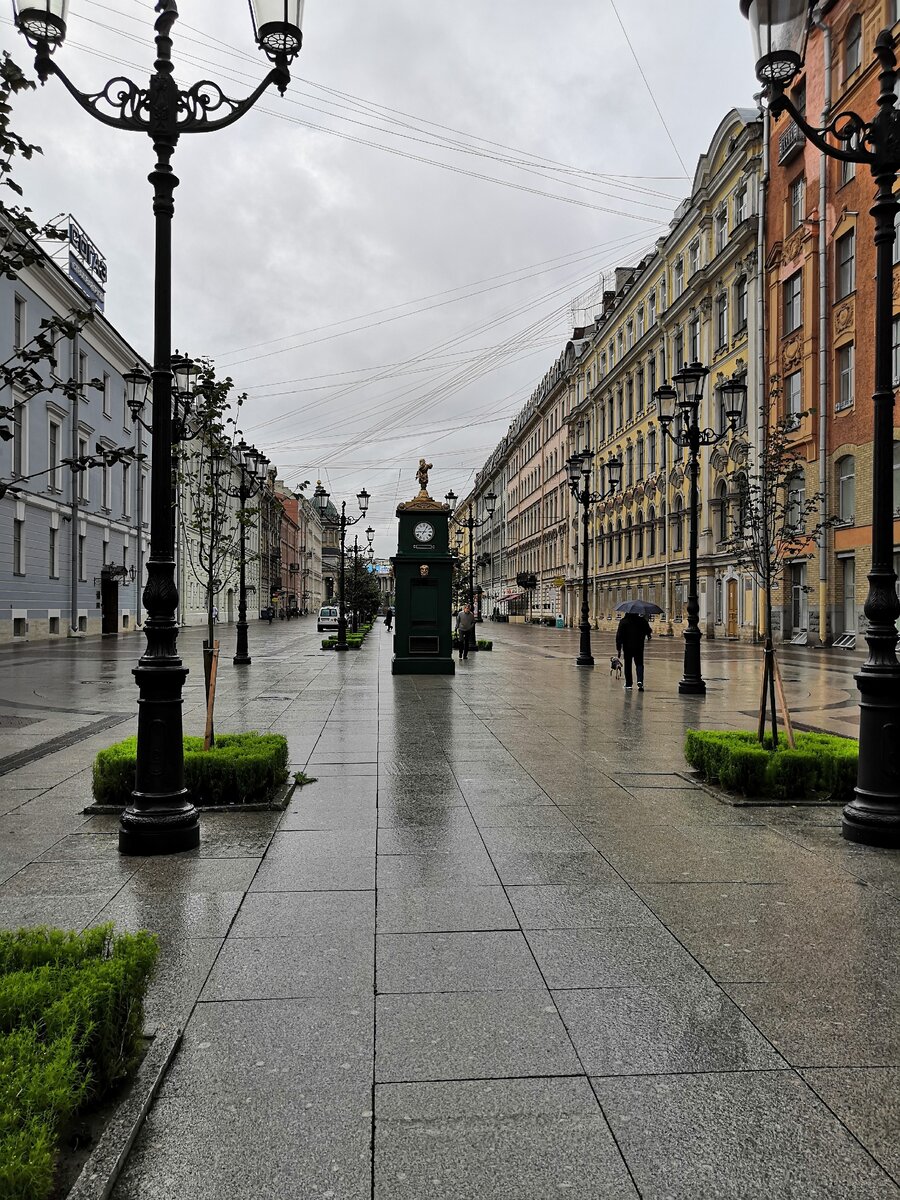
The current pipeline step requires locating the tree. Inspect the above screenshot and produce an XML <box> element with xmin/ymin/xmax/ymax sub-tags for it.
<box><xmin>723</xmin><ymin>388</ymin><xmax>832</xmax><ymax>746</ymax></box>
<box><xmin>176</xmin><ymin>358</ymin><xmax>251</xmax><ymax>741</ymax></box>
<box><xmin>346</xmin><ymin>556</ymin><xmax>381</xmax><ymax>625</ymax></box>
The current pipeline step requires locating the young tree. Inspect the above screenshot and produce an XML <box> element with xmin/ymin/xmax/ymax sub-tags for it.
<box><xmin>723</xmin><ymin>387</ymin><xmax>832</xmax><ymax>746</ymax></box>
<box><xmin>176</xmin><ymin>358</ymin><xmax>251</xmax><ymax>741</ymax></box>
<box><xmin>346</xmin><ymin>555</ymin><xmax>382</xmax><ymax>626</ymax></box>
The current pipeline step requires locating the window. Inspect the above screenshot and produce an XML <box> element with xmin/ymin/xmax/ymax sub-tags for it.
<box><xmin>626</xmin><ymin>379</ymin><xmax>634</xmax><ymax>422</ymax></box>
<box><xmin>617</xmin><ymin>331</ymin><xmax>624</xmax><ymax>359</ymax></box>
<box><xmin>894</xmin><ymin>442</ymin><xmax>900</xmax><ymax>513</ymax></box>
<box><xmin>787</xmin><ymin>471</ymin><xmax>806</xmax><ymax>533</ymax></box>
<box><xmin>673</xmin><ymin>496</ymin><xmax>684</xmax><ymax>553</ymax></box>
<box><xmin>648</xmin><ymin>506</ymin><xmax>657</xmax><ymax>556</ymax></box>
<box><xmin>635</xmin><ymin>512</ymin><xmax>644</xmax><ymax>559</ymax></box>
<box><xmin>715</xmin><ymin>209</ymin><xmax>728</xmax><ymax>254</ymax></box>
<box><xmin>840</xmin><ymin>157</ymin><xmax>856</xmax><ymax>187</ymax></box>
<box><xmin>894</xmin><ymin>206</ymin><xmax>900</xmax><ymax>264</ymax></box>
<box><xmin>616</xmin><ymin>388</ymin><xmax>624</xmax><ymax>429</ymax></box>
<box><xmin>785</xmin><ymin>370</ymin><xmax>802</xmax><ymax>424</ymax></box>
<box><xmin>101</xmin><ymin>459</ymin><xmax>111</xmax><ymax>511</ymax></box>
<box><xmin>837</xmin><ymin>230</ymin><xmax>856</xmax><ymax>297</ymax></box>
<box><xmin>616</xmin><ymin>521</ymin><xmax>623</xmax><ymax>563</ymax></box>
<box><xmin>78</xmin><ymin>534</ymin><xmax>86</xmax><ymax>581</ymax></box>
<box><xmin>78</xmin><ymin>351</ymin><xmax>88</xmax><ymax>386</ymax></box>
<box><xmin>845</xmin><ymin>15</ymin><xmax>862</xmax><ymax>78</ymax></box>
<box><xmin>894</xmin><ymin>317</ymin><xmax>900</xmax><ymax>386</ymax></box>
<box><xmin>660</xmin><ymin>276</ymin><xmax>667</xmax><ymax>310</ymax></box>
<box><xmin>689</xmin><ymin>318</ymin><xmax>700</xmax><ymax>362</ymax></box>
<box><xmin>637</xmin><ymin>307</ymin><xmax>645</xmax><ymax>339</ymax></box>
<box><xmin>102</xmin><ymin>372</ymin><xmax>111</xmax><ymax>416</ymax></box>
<box><xmin>689</xmin><ymin>240</ymin><xmax>700</xmax><ymax>273</ymax></box>
<box><xmin>626</xmin><ymin>320</ymin><xmax>634</xmax><ymax>350</ymax></box>
<box><xmin>49</xmin><ymin>526</ymin><xmax>59</xmax><ymax>578</ymax></box>
<box><xmin>648</xmin><ymin>293</ymin><xmax>657</xmax><ymax>326</ymax></box>
<box><xmin>637</xmin><ymin>369</ymin><xmax>645</xmax><ymax>413</ymax></box>
<box><xmin>660</xmin><ymin>502</ymin><xmax>667</xmax><ymax>552</ymax></box>
<box><xmin>48</xmin><ymin>418</ymin><xmax>62</xmax><ymax>492</ymax></box>
<box><xmin>13</xmin><ymin>294</ymin><xmax>25</xmax><ymax>349</ymax></box>
<box><xmin>122</xmin><ymin>462</ymin><xmax>131</xmax><ymax>518</ymax></box>
<box><xmin>625</xmin><ymin>515</ymin><xmax>633</xmax><ymax>561</ymax></box>
<box><xmin>735</xmin><ymin>185</ymin><xmax>748</xmax><ymax>225</ymax></box>
<box><xmin>674</xmin><ymin>257</ymin><xmax>684</xmax><ymax>298</ymax></box>
<box><xmin>735</xmin><ymin>276</ymin><xmax>748</xmax><ymax>332</ymax></box>
<box><xmin>716</xmin><ymin>481</ymin><xmax>729</xmax><ymax>542</ymax></box>
<box><xmin>13</xmin><ymin>518</ymin><xmax>24</xmax><ymax>576</ymax></box>
<box><xmin>674</xmin><ymin>326</ymin><xmax>684</xmax><ymax>369</ymax></box>
<box><xmin>842</xmin><ymin>557</ymin><xmax>857</xmax><ymax>633</ymax></box>
<box><xmin>600</xmin><ymin>352</ymin><xmax>607</xmax><ymax>378</ymax></box>
<box><xmin>11</xmin><ymin>402</ymin><xmax>25</xmax><ymax>478</ymax></box>
<box><xmin>783</xmin><ymin>271</ymin><xmax>802</xmax><ymax>333</ymax></box>
<box><xmin>838</xmin><ymin>455</ymin><xmax>856</xmax><ymax>523</ymax></box>
<box><xmin>626</xmin><ymin>445</ymin><xmax>634</xmax><ymax>487</ymax></box>
<box><xmin>789</xmin><ymin>177</ymin><xmax>805</xmax><ymax>231</ymax></box>
<box><xmin>637</xmin><ymin>435</ymin><xmax>645</xmax><ymax>479</ymax></box>
<box><xmin>716</xmin><ymin>293</ymin><xmax>728</xmax><ymax>349</ymax></box>
<box><xmin>837</xmin><ymin>342</ymin><xmax>855</xmax><ymax>409</ymax></box>
<box><xmin>648</xmin><ymin>429</ymin><xmax>657</xmax><ymax>474</ymax></box>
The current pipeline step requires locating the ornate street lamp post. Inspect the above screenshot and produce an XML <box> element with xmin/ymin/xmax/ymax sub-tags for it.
<box><xmin>231</xmin><ymin>442</ymin><xmax>266</xmax><ymax>665</ymax></box>
<box><xmin>12</xmin><ymin>0</ymin><xmax>305</xmax><ymax>855</ymax></box>
<box><xmin>313</xmin><ymin>483</ymin><xmax>369</xmax><ymax>651</ymax></box>
<box><xmin>742</xmin><ymin>1</ymin><xmax>900</xmax><ymax>845</ymax></box>
<box><xmin>566</xmin><ymin>450</ymin><xmax>622</xmax><ymax>667</ymax></box>
<box><xmin>655</xmin><ymin>363</ymin><xmax>746</xmax><ymax>694</ymax></box>
<box><xmin>445</xmin><ymin>490</ymin><xmax>496</xmax><ymax>617</ymax></box>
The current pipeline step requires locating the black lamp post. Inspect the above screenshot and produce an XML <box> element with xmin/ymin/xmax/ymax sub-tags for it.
<box><xmin>445</xmin><ymin>490</ymin><xmax>496</xmax><ymax>615</ymax></box>
<box><xmin>231</xmin><ymin>442</ymin><xmax>266</xmax><ymax>665</ymax></box>
<box><xmin>13</xmin><ymin>1</ymin><xmax>305</xmax><ymax>855</ymax></box>
<box><xmin>655</xmin><ymin>363</ymin><xmax>745</xmax><ymax>694</ymax></box>
<box><xmin>566</xmin><ymin>450</ymin><xmax>622</xmax><ymax>667</ymax></box>
<box><xmin>313</xmin><ymin>483</ymin><xmax>369</xmax><ymax>651</ymax></box>
<box><xmin>742</xmin><ymin>1</ymin><xmax>900</xmax><ymax>845</ymax></box>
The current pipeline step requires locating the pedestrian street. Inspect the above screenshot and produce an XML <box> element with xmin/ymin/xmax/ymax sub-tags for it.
<box><xmin>0</xmin><ymin>619</ymin><xmax>898</xmax><ymax>1197</ymax></box>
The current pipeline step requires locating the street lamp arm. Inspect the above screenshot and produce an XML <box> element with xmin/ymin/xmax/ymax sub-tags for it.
<box><xmin>769</xmin><ymin>90</ymin><xmax>874</xmax><ymax>166</ymax></box>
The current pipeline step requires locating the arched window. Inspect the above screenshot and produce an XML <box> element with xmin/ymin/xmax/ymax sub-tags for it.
<box><xmin>716</xmin><ymin>480</ymin><xmax>729</xmax><ymax>543</ymax></box>
<box><xmin>607</xmin><ymin>523</ymin><xmax>614</xmax><ymax>567</ymax></box>
<box><xmin>635</xmin><ymin>509</ymin><xmax>644</xmax><ymax>559</ymax></box>
<box><xmin>837</xmin><ymin>455</ymin><xmax>856</xmax><ymax>523</ymax></box>
<box><xmin>673</xmin><ymin>495</ymin><xmax>684</xmax><ymax>553</ymax></box>
<box><xmin>625</xmin><ymin>515</ymin><xmax>633</xmax><ymax>561</ymax></box>
<box><xmin>786</xmin><ymin>470</ymin><xmax>806</xmax><ymax>534</ymax></box>
<box><xmin>845</xmin><ymin>14</ymin><xmax>862</xmax><ymax>77</ymax></box>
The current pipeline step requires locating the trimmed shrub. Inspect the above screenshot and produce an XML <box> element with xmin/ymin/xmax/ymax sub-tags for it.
<box><xmin>92</xmin><ymin>732</ymin><xmax>289</xmax><ymax>807</ymax></box>
<box><xmin>476</xmin><ymin>639</ymin><xmax>493</xmax><ymax>650</ymax></box>
<box><xmin>0</xmin><ymin>925</ymin><xmax>157</xmax><ymax>1200</ymax></box>
<box><xmin>684</xmin><ymin>728</ymin><xmax>858</xmax><ymax>801</ymax></box>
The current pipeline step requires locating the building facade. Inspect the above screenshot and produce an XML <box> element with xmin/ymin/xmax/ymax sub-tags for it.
<box><xmin>0</xmin><ymin>242</ymin><xmax>151</xmax><ymax>642</ymax></box>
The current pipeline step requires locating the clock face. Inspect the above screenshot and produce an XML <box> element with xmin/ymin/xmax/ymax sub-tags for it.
<box><xmin>413</xmin><ymin>521</ymin><xmax>435</xmax><ymax>543</ymax></box>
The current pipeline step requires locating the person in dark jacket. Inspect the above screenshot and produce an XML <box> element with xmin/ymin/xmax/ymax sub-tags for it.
<box><xmin>455</xmin><ymin>604</ymin><xmax>477</xmax><ymax>660</ymax></box>
<box><xmin>615</xmin><ymin>612</ymin><xmax>652</xmax><ymax>691</ymax></box>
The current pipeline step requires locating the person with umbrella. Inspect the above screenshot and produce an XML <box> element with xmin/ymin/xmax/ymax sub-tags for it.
<box><xmin>615</xmin><ymin>600</ymin><xmax>661</xmax><ymax>691</ymax></box>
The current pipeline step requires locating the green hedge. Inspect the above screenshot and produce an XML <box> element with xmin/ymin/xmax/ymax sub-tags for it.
<box><xmin>92</xmin><ymin>732</ymin><xmax>289</xmax><ymax>807</ymax></box>
<box><xmin>321</xmin><ymin>624</ymin><xmax>372</xmax><ymax>651</ymax></box>
<box><xmin>684</xmin><ymin>729</ymin><xmax>858</xmax><ymax>800</ymax></box>
<box><xmin>0</xmin><ymin>925</ymin><xmax>157</xmax><ymax>1200</ymax></box>
<box><xmin>476</xmin><ymin>639</ymin><xmax>493</xmax><ymax>651</ymax></box>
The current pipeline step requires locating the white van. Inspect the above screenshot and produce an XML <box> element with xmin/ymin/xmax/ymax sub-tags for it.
<box><xmin>317</xmin><ymin>605</ymin><xmax>340</xmax><ymax>632</ymax></box>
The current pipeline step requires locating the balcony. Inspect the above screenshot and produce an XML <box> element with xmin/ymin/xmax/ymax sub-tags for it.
<box><xmin>778</xmin><ymin>121</ymin><xmax>806</xmax><ymax>165</ymax></box>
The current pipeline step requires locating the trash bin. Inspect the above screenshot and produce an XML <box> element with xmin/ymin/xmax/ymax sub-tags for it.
<box><xmin>556</xmin><ymin>615</ymin><xmax>564</xmax><ymax>629</ymax></box>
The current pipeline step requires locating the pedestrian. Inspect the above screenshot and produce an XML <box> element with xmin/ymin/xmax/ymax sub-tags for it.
<box><xmin>455</xmin><ymin>603</ymin><xmax>476</xmax><ymax>660</ymax></box>
<box><xmin>384</xmin><ymin>606</ymin><xmax>393</xmax><ymax>631</ymax></box>
<box><xmin>212</xmin><ymin>605</ymin><xmax>218</xmax><ymax>623</ymax></box>
<box><xmin>615</xmin><ymin>611</ymin><xmax>652</xmax><ymax>691</ymax></box>
<box><xmin>267</xmin><ymin>606</ymin><xmax>274</xmax><ymax>625</ymax></box>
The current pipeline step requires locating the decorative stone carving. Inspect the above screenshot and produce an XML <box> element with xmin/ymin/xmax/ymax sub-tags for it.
<box><xmin>782</xmin><ymin>335</ymin><xmax>802</xmax><ymax>371</ymax></box>
<box><xmin>710</xmin><ymin>446</ymin><xmax>730</xmax><ymax>473</ymax></box>
<box><xmin>783</xmin><ymin>230</ymin><xmax>804</xmax><ymax>262</ymax></box>
<box><xmin>834</xmin><ymin>299</ymin><xmax>854</xmax><ymax>334</ymax></box>
<box><xmin>699</xmin><ymin>296</ymin><xmax>713</xmax><ymax>317</ymax></box>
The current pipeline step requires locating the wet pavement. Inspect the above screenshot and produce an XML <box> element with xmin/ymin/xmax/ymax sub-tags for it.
<box><xmin>1</xmin><ymin>619</ymin><xmax>899</xmax><ymax>1198</ymax></box>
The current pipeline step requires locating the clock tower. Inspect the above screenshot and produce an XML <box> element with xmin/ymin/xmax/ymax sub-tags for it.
<box><xmin>391</xmin><ymin>459</ymin><xmax>455</xmax><ymax>675</ymax></box>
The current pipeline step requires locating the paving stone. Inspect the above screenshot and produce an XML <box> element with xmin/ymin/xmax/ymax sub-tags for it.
<box><xmin>374</xmin><ymin>1077</ymin><xmax>637</xmax><ymax>1199</ymax></box>
<box><xmin>98</xmin><ymin>890</ymin><xmax>244</xmax><ymax>939</ymax></box>
<box><xmin>376</xmin><ymin>931</ymin><xmax>543</xmax><ymax>994</ymax></box>
<box><xmin>505</xmin><ymin>884</ymin><xmax>657</xmax><ymax>929</ymax></box>
<box><xmin>201</xmin><ymin>931</ymin><xmax>374</xmax><ymax>1000</ymax></box>
<box><xmin>231</xmin><ymin>889</ymin><xmax>375</xmax><ymax>938</ymax></box>
<box><xmin>252</xmin><ymin>851</ymin><xmax>375</xmax><ymax>891</ymax></box>
<box><xmin>491</xmin><ymin>851</ymin><xmax>622</xmax><ymax>886</ymax></box>
<box><xmin>376</xmin><ymin>886</ymin><xmax>517</xmax><ymax>934</ymax></box>
<box><xmin>801</xmin><ymin>1067</ymin><xmax>900</xmax><ymax>1181</ymax></box>
<box><xmin>375</xmin><ymin>990</ymin><xmax>582</xmax><ymax>1083</ymax></box>
<box><xmin>377</xmin><ymin>853</ymin><xmax>500</xmax><ymax>889</ymax></box>
<box><xmin>525</xmin><ymin>926</ymin><xmax>710</xmax><ymax>989</ymax></box>
<box><xmin>591</xmin><ymin>1071</ymin><xmax>900</xmax><ymax>1199</ymax></box>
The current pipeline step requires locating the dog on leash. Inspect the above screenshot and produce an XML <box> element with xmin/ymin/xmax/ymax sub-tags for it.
<box><xmin>609</xmin><ymin>656</ymin><xmax>622</xmax><ymax>679</ymax></box>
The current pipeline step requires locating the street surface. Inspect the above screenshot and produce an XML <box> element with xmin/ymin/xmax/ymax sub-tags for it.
<box><xmin>0</xmin><ymin>619</ymin><xmax>898</xmax><ymax>1198</ymax></box>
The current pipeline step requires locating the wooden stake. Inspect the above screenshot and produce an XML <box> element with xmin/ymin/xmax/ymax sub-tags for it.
<box><xmin>772</xmin><ymin>651</ymin><xmax>796</xmax><ymax>749</ymax></box>
<box><xmin>203</xmin><ymin>640</ymin><xmax>219</xmax><ymax>752</ymax></box>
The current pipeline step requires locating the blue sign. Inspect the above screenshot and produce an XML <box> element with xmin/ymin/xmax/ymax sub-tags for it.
<box><xmin>67</xmin><ymin>217</ymin><xmax>107</xmax><ymax>312</ymax></box>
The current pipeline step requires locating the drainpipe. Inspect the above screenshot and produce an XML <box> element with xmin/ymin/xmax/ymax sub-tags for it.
<box><xmin>755</xmin><ymin>93</ymin><xmax>770</xmax><ymax>641</ymax></box>
<box><xmin>135</xmin><ymin>418</ymin><xmax>143</xmax><ymax>627</ymax></box>
<box><xmin>814</xmin><ymin>6</ymin><xmax>832</xmax><ymax>645</ymax></box>
<box><xmin>69</xmin><ymin>332</ymin><xmax>80</xmax><ymax>636</ymax></box>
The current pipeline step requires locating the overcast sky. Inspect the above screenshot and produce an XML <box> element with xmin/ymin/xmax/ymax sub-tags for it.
<box><xmin>8</xmin><ymin>0</ymin><xmax>759</xmax><ymax>556</ymax></box>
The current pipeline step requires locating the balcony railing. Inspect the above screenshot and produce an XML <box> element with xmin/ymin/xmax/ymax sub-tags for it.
<box><xmin>778</xmin><ymin>120</ymin><xmax>806</xmax><ymax>165</ymax></box>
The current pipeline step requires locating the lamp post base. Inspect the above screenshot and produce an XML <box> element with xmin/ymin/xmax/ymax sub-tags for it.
<box><xmin>233</xmin><ymin>654</ymin><xmax>251</xmax><ymax>665</ymax></box>
<box><xmin>842</xmin><ymin>804</ymin><xmax>900</xmax><ymax>847</ymax></box>
<box><xmin>119</xmin><ymin>804</ymin><xmax>200</xmax><ymax>856</ymax></box>
<box><xmin>678</xmin><ymin>678</ymin><xmax>707</xmax><ymax>695</ymax></box>
<box><xmin>842</xmin><ymin>666</ymin><xmax>900</xmax><ymax>846</ymax></box>
<box><xmin>577</xmin><ymin>655</ymin><xmax>595</xmax><ymax>667</ymax></box>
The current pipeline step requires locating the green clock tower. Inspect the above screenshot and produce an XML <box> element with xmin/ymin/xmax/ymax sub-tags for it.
<box><xmin>391</xmin><ymin>458</ymin><xmax>455</xmax><ymax>675</ymax></box>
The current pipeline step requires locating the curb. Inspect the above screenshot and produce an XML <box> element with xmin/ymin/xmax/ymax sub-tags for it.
<box><xmin>676</xmin><ymin>769</ymin><xmax>843</xmax><ymax>809</ymax></box>
<box><xmin>68</xmin><ymin>1025</ymin><xmax>183</xmax><ymax>1200</ymax></box>
<box><xmin>82</xmin><ymin>778</ymin><xmax>297</xmax><ymax>817</ymax></box>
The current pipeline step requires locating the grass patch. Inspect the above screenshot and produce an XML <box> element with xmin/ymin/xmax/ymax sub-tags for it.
<box><xmin>476</xmin><ymin>639</ymin><xmax>493</xmax><ymax>650</ymax></box>
<box><xmin>293</xmin><ymin>771</ymin><xmax>317</xmax><ymax>787</ymax></box>
<box><xmin>0</xmin><ymin>925</ymin><xmax>157</xmax><ymax>1200</ymax></box>
<box><xmin>92</xmin><ymin>732</ymin><xmax>289</xmax><ymax>807</ymax></box>
<box><xmin>684</xmin><ymin>728</ymin><xmax>858</xmax><ymax>801</ymax></box>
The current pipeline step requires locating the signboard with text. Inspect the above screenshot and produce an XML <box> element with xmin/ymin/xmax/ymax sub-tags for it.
<box><xmin>67</xmin><ymin>217</ymin><xmax>107</xmax><ymax>312</ymax></box>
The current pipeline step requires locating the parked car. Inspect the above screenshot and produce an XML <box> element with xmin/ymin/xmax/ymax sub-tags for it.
<box><xmin>317</xmin><ymin>605</ymin><xmax>340</xmax><ymax>632</ymax></box>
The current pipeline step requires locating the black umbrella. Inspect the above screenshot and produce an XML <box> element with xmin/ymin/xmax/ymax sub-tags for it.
<box><xmin>615</xmin><ymin>600</ymin><xmax>664</xmax><ymax>616</ymax></box>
